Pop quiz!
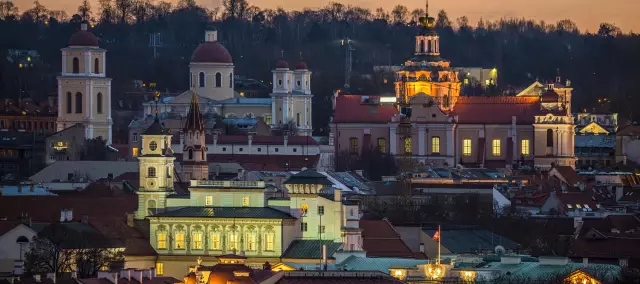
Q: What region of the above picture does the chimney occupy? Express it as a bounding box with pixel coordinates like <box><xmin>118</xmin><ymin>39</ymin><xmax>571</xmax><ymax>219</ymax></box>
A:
<box><xmin>60</xmin><ymin>209</ymin><xmax>67</xmax><ymax>222</ymax></box>
<box><xmin>34</xmin><ymin>275</ymin><xmax>41</xmax><ymax>282</ymax></box>
<box><xmin>205</xmin><ymin>30</ymin><xmax>218</xmax><ymax>42</ymax></box>
<box><xmin>126</xmin><ymin>213</ymin><xmax>135</xmax><ymax>228</ymax></box>
<box><xmin>13</xmin><ymin>260</ymin><xmax>24</xmax><ymax>275</ymax></box>
<box><xmin>81</xmin><ymin>22</ymin><xmax>88</xmax><ymax>31</ymax></box>
<box><xmin>582</xmin><ymin>258</ymin><xmax>589</xmax><ymax>267</ymax></box>
<box><xmin>334</xmin><ymin>188</ymin><xmax>341</xmax><ymax>202</ymax></box>
<box><xmin>20</xmin><ymin>213</ymin><xmax>31</xmax><ymax>227</ymax></box>
<box><xmin>65</xmin><ymin>209</ymin><xmax>73</xmax><ymax>221</ymax></box>
<box><xmin>419</xmin><ymin>243</ymin><xmax>425</xmax><ymax>253</ymax></box>
<box><xmin>46</xmin><ymin>272</ymin><xmax>56</xmax><ymax>284</ymax></box>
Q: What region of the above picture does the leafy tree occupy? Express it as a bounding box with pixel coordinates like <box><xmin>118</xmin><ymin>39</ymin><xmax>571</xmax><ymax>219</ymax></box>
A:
<box><xmin>77</xmin><ymin>0</ymin><xmax>91</xmax><ymax>21</ymax></box>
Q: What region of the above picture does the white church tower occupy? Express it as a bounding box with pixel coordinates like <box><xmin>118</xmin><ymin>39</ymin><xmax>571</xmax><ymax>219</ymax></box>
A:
<box><xmin>57</xmin><ymin>22</ymin><xmax>113</xmax><ymax>143</ymax></box>
<box><xmin>270</xmin><ymin>59</ymin><xmax>313</xmax><ymax>136</ymax></box>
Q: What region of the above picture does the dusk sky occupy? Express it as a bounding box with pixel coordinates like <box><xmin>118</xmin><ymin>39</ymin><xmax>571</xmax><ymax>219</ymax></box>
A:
<box><xmin>12</xmin><ymin>0</ymin><xmax>640</xmax><ymax>32</ymax></box>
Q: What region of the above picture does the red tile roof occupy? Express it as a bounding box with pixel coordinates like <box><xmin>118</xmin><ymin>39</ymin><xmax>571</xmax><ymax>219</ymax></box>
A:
<box><xmin>174</xmin><ymin>154</ymin><xmax>320</xmax><ymax>171</ymax></box>
<box><xmin>360</xmin><ymin>219</ymin><xmax>414</xmax><ymax>258</ymax></box>
<box><xmin>333</xmin><ymin>95</ymin><xmax>397</xmax><ymax>123</ymax></box>
<box><xmin>570</xmin><ymin>215</ymin><xmax>640</xmax><ymax>259</ymax></box>
<box><xmin>553</xmin><ymin>166</ymin><xmax>582</xmax><ymax>186</ymax></box>
<box><xmin>452</xmin><ymin>96</ymin><xmax>564</xmax><ymax>124</ymax></box>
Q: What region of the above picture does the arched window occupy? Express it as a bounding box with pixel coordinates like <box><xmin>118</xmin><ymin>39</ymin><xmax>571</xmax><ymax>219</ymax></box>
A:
<box><xmin>296</xmin><ymin>80</ymin><xmax>301</xmax><ymax>87</ymax></box>
<box><xmin>75</xmin><ymin>92</ymin><xmax>83</xmax><ymax>113</ymax></box>
<box><xmin>148</xmin><ymin>167</ymin><xmax>156</xmax><ymax>177</ymax></box>
<box><xmin>229</xmin><ymin>73</ymin><xmax>233</xmax><ymax>88</ymax></box>
<box><xmin>201</xmin><ymin>150</ymin><xmax>205</xmax><ymax>160</ymax></box>
<box><xmin>264</xmin><ymin>227</ymin><xmax>275</xmax><ymax>251</ymax></box>
<box><xmin>97</xmin><ymin>93</ymin><xmax>103</xmax><ymax>114</ymax></box>
<box><xmin>420</xmin><ymin>40</ymin><xmax>425</xmax><ymax>53</ymax></box>
<box><xmin>72</xmin><ymin>57</ymin><xmax>79</xmax><ymax>73</ymax></box>
<box><xmin>94</xmin><ymin>58</ymin><xmax>100</xmax><ymax>74</ymax></box>
<box><xmin>16</xmin><ymin>236</ymin><xmax>29</xmax><ymax>244</ymax></box>
<box><xmin>547</xmin><ymin>129</ymin><xmax>554</xmax><ymax>147</ymax></box>
<box><xmin>245</xmin><ymin>227</ymin><xmax>257</xmax><ymax>251</ymax></box>
<box><xmin>188</xmin><ymin>149</ymin><xmax>193</xmax><ymax>160</ymax></box>
<box><xmin>209</xmin><ymin>227</ymin><xmax>221</xmax><ymax>250</ymax></box>
<box><xmin>426</xmin><ymin>40</ymin><xmax>432</xmax><ymax>53</ymax></box>
<box><xmin>215</xmin><ymin>73</ymin><xmax>222</xmax><ymax>87</ymax></box>
<box><xmin>199</xmin><ymin>72</ymin><xmax>205</xmax><ymax>87</ymax></box>
<box><xmin>66</xmin><ymin>92</ymin><xmax>72</xmax><ymax>113</ymax></box>
<box><xmin>278</xmin><ymin>79</ymin><xmax>282</xmax><ymax>86</ymax></box>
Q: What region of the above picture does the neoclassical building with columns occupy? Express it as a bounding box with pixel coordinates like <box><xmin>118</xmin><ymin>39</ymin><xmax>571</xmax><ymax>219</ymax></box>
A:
<box><xmin>134</xmin><ymin>30</ymin><xmax>313</xmax><ymax>136</ymax></box>
<box><xmin>331</xmin><ymin>7</ymin><xmax>576</xmax><ymax>170</ymax></box>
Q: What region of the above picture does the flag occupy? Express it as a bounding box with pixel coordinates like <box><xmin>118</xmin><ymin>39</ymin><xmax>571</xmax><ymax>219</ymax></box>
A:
<box><xmin>432</xmin><ymin>227</ymin><xmax>440</xmax><ymax>241</ymax></box>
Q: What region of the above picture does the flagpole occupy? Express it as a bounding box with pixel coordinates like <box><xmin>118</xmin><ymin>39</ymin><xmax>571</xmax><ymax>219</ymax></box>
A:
<box><xmin>437</xmin><ymin>225</ymin><xmax>441</xmax><ymax>265</ymax></box>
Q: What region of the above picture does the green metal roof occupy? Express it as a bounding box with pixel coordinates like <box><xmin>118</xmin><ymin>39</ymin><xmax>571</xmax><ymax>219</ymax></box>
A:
<box><xmin>284</xmin><ymin>169</ymin><xmax>333</xmax><ymax>185</ymax></box>
<box><xmin>281</xmin><ymin>240</ymin><xmax>342</xmax><ymax>259</ymax></box>
<box><xmin>151</xmin><ymin>207</ymin><xmax>295</xmax><ymax>219</ymax></box>
<box><xmin>336</xmin><ymin>256</ymin><xmax>430</xmax><ymax>273</ymax></box>
<box><xmin>422</xmin><ymin>228</ymin><xmax>520</xmax><ymax>253</ymax></box>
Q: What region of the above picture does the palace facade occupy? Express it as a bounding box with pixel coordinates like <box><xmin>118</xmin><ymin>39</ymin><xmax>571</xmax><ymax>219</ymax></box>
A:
<box><xmin>331</xmin><ymin>6</ymin><xmax>576</xmax><ymax>170</ymax></box>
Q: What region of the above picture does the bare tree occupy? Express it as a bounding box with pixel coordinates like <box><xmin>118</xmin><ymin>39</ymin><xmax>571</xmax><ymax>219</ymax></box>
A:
<box><xmin>0</xmin><ymin>0</ymin><xmax>19</xmax><ymax>19</ymax></box>
<box><xmin>77</xmin><ymin>0</ymin><xmax>91</xmax><ymax>21</ymax></box>
<box><xmin>390</xmin><ymin>5</ymin><xmax>408</xmax><ymax>25</ymax></box>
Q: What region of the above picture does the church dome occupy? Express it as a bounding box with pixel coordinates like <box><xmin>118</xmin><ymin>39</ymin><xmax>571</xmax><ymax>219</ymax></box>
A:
<box><xmin>295</xmin><ymin>61</ymin><xmax>308</xmax><ymax>70</ymax></box>
<box><xmin>275</xmin><ymin>60</ymin><xmax>289</xmax><ymax>69</ymax></box>
<box><xmin>68</xmin><ymin>23</ymin><xmax>99</xmax><ymax>47</ymax></box>
<box><xmin>191</xmin><ymin>42</ymin><xmax>233</xmax><ymax>64</ymax></box>
<box><xmin>540</xmin><ymin>89</ymin><xmax>560</xmax><ymax>103</ymax></box>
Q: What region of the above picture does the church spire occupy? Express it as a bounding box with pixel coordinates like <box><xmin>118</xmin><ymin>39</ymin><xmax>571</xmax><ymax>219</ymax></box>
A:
<box><xmin>184</xmin><ymin>73</ymin><xmax>204</xmax><ymax>132</ymax></box>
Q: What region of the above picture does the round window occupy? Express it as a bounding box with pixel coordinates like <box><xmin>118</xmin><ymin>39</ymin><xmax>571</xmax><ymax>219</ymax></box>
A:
<box><xmin>149</xmin><ymin>141</ymin><xmax>158</xmax><ymax>151</ymax></box>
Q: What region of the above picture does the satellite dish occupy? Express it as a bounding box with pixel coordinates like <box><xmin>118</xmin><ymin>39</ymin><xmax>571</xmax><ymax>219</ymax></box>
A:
<box><xmin>495</xmin><ymin>245</ymin><xmax>506</xmax><ymax>255</ymax></box>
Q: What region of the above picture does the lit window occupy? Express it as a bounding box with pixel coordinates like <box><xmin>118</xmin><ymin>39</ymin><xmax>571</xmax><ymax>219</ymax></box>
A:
<box><xmin>155</xmin><ymin>263</ymin><xmax>163</xmax><ymax>276</ymax></box>
<box><xmin>576</xmin><ymin>204</ymin><xmax>582</xmax><ymax>208</ymax></box>
<box><xmin>228</xmin><ymin>231</ymin><xmax>239</xmax><ymax>250</ymax></box>
<box><xmin>205</xmin><ymin>196</ymin><xmax>213</xmax><ymax>206</ymax></box>
<box><xmin>210</xmin><ymin>231</ymin><xmax>221</xmax><ymax>250</ymax></box>
<box><xmin>492</xmin><ymin>139</ymin><xmax>501</xmax><ymax>156</ymax></box>
<box><xmin>132</xmin><ymin>147</ymin><xmax>139</xmax><ymax>157</ymax></box>
<box><xmin>378</xmin><ymin>138</ymin><xmax>386</xmax><ymax>153</ymax></box>
<box><xmin>318</xmin><ymin>206</ymin><xmax>325</xmax><ymax>215</ymax></box>
<box><xmin>432</xmin><ymin>136</ymin><xmax>440</xmax><ymax>153</ymax></box>
<box><xmin>584</xmin><ymin>204</ymin><xmax>590</xmax><ymax>208</ymax></box>
<box><xmin>301</xmin><ymin>222</ymin><xmax>308</xmax><ymax>232</ymax></box>
<box><xmin>149</xmin><ymin>141</ymin><xmax>158</xmax><ymax>151</ymax></box>
<box><xmin>157</xmin><ymin>232</ymin><xmax>167</xmax><ymax>249</ymax></box>
<box><xmin>264</xmin><ymin>114</ymin><xmax>272</xmax><ymax>125</ymax></box>
<box><xmin>192</xmin><ymin>232</ymin><xmax>203</xmax><ymax>249</ymax></box>
<box><xmin>349</xmin><ymin>137</ymin><xmax>358</xmax><ymax>153</ymax></box>
<box><xmin>566</xmin><ymin>204</ymin><xmax>573</xmax><ymax>209</ymax></box>
<box><xmin>521</xmin><ymin>139</ymin><xmax>530</xmax><ymax>156</ymax></box>
<box><xmin>246</xmin><ymin>231</ymin><xmax>257</xmax><ymax>251</ymax></box>
<box><xmin>264</xmin><ymin>231</ymin><xmax>275</xmax><ymax>251</ymax></box>
<box><xmin>242</xmin><ymin>196</ymin><xmax>249</xmax><ymax>207</ymax></box>
<box><xmin>175</xmin><ymin>233</ymin><xmax>185</xmax><ymax>249</ymax></box>
<box><xmin>404</xmin><ymin>137</ymin><xmax>412</xmax><ymax>155</ymax></box>
<box><xmin>319</xmin><ymin>225</ymin><xmax>326</xmax><ymax>233</ymax></box>
<box><xmin>300</xmin><ymin>204</ymin><xmax>308</xmax><ymax>216</ymax></box>
<box><xmin>147</xmin><ymin>167</ymin><xmax>156</xmax><ymax>177</ymax></box>
<box><xmin>463</xmin><ymin>139</ymin><xmax>472</xmax><ymax>156</ymax></box>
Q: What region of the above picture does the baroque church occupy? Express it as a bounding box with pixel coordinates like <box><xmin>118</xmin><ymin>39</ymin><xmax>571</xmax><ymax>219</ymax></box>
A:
<box><xmin>130</xmin><ymin>90</ymin><xmax>362</xmax><ymax>277</ymax></box>
<box><xmin>133</xmin><ymin>30</ymin><xmax>313</xmax><ymax>136</ymax></box>
<box><xmin>331</xmin><ymin>5</ymin><xmax>577</xmax><ymax>170</ymax></box>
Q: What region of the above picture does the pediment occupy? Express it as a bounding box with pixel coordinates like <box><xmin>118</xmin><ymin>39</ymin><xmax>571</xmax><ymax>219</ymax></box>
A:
<box><xmin>578</xmin><ymin>122</ymin><xmax>610</xmax><ymax>135</ymax></box>
<box><xmin>407</xmin><ymin>93</ymin><xmax>451</xmax><ymax>123</ymax></box>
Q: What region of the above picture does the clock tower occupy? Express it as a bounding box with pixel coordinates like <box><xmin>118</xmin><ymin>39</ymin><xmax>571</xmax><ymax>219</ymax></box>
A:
<box><xmin>135</xmin><ymin>94</ymin><xmax>176</xmax><ymax>219</ymax></box>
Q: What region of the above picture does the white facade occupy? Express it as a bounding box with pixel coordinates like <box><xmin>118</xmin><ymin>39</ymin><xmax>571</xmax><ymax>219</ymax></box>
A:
<box><xmin>0</xmin><ymin>224</ymin><xmax>36</xmax><ymax>274</ymax></box>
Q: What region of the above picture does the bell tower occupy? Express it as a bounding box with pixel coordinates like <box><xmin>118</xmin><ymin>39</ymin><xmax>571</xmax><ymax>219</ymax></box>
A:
<box><xmin>57</xmin><ymin>22</ymin><xmax>112</xmax><ymax>143</ymax></box>
<box><xmin>182</xmin><ymin>74</ymin><xmax>209</xmax><ymax>181</ymax></box>
<box><xmin>135</xmin><ymin>93</ymin><xmax>176</xmax><ymax>219</ymax></box>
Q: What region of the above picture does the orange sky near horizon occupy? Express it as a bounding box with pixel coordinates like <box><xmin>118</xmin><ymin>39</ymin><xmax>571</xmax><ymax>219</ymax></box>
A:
<box><xmin>12</xmin><ymin>0</ymin><xmax>640</xmax><ymax>32</ymax></box>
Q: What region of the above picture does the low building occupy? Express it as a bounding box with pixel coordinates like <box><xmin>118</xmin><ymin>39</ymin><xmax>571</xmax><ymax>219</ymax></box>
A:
<box><xmin>0</xmin><ymin>98</ymin><xmax>57</xmax><ymax>134</ymax></box>
<box><xmin>44</xmin><ymin>123</ymin><xmax>86</xmax><ymax>164</ymax></box>
<box><xmin>0</xmin><ymin>131</ymin><xmax>46</xmax><ymax>181</ymax></box>
<box><xmin>616</xmin><ymin>125</ymin><xmax>640</xmax><ymax>165</ymax></box>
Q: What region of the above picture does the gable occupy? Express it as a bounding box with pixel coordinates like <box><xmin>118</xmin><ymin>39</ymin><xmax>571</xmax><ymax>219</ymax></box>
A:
<box><xmin>578</xmin><ymin>122</ymin><xmax>610</xmax><ymax>135</ymax></box>
<box><xmin>407</xmin><ymin>94</ymin><xmax>451</xmax><ymax>123</ymax></box>
<box><xmin>515</xmin><ymin>82</ymin><xmax>544</xmax><ymax>97</ymax></box>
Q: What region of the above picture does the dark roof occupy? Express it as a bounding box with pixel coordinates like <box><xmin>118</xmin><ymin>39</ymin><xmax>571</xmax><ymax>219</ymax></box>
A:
<box><xmin>143</xmin><ymin>116</ymin><xmax>170</xmax><ymax>135</ymax></box>
<box><xmin>275</xmin><ymin>60</ymin><xmax>289</xmax><ymax>69</ymax></box>
<box><xmin>333</xmin><ymin>95</ymin><xmax>398</xmax><ymax>123</ymax></box>
<box><xmin>422</xmin><ymin>227</ymin><xmax>520</xmax><ymax>253</ymax></box>
<box><xmin>452</xmin><ymin>96</ymin><xmax>565</xmax><ymax>124</ymax></box>
<box><xmin>360</xmin><ymin>220</ymin><xmax>414</xmax><ymax>258</ymax></box>
<box><xmin>216</xmin><ymin>135</ymin><xmax>318</xmax><ymax>146</ymax></box>
<box><xmin>617</xmin><ymin>125</ymin><xmax>640</xmax><ymax>136</ymax></box>
<box><xmin>151</xmin><ymin>207</ymin><xmax>295</xmax><ymax>219</ymax></box>
<box><xmin>184</xmin><ymin>91</ymin><xmax>205</xmax><ymax>132</ymax></box>
<box><xmin>191</xmin><ymin>42</ymin><xmax>232</xmax><ymax>63</ymax></box>
<box><xmin>553</xmin><ymin>166</ymin><xmax>581</xmax><ymax>186</ymax></box>
<box><xmin>284</xmin><ymin>168</ymin><xmax>332</xmax><ymax>185</ymax></box>
<box><xmin>0</xmin><ymin>195</ymin><xmax>137</xmax><ymax>222</ymax></box>
<box><xmin>540</xmin><ymin>89</ymin><xmax>560</xmax><ymax>103</ymax></box>
<box><xmin>69</xmin><ymin>30</ymin><xmax>99</xmax><ymax>47</ymax></box>
<box><xmin>281</xmin><ymin>240</ymin><xmax>342</xmax><ymax>259</ymax></box>
<box><xmin>295</xmin><ymin>62</ymin><xmax>308</xmax><ymax>70</ymax></box>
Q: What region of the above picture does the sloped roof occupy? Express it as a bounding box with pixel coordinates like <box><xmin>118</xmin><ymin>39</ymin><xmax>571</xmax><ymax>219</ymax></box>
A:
<box><xmin>574</xmin><ymin>135</ymin><xmax>615</xmax><ymax>148</ymax></box>
<box><xmin>360</xmin><ymin>220</ymin><xmax>414</xmax><ymax>258</ymax></box>
<box><xmin>553</xmin><ymin>166</ymin><xmax>582</xmax><ymax>186</ymax></box>
<box><xmin>0</xmin><ymin>195</ymin><xmax>137</xmax><ymax>222</ymax></box>
<box><xmin>422</xmin><ymin>227</ymin><xmax>520</xmax><ymax>253</ymax></box>
<box><xmin>617</xmin><ymin>125</ymin><xmax>640</xmax><ymax>136</ymax></box>
<box><xmin>333</xmin><ymin>95</ymin><xmax>398</xmax><ymax>123</ymax></box>
<box><xmin>284</xmin><ymin>168</ymin><xmax>332</xmax><ymax>185</ymax></box>
<box><xmin>281</xmin><ymin>240</ymin><xmax>342</xmax><ymax>259</ymax></box>
<box><xmin>184</xmin><ymin>91</ymin><xmax>205</xmax><ymax>132</ymax></box>
<box><xmin>451</xmin><ymin>96</ymin><xmax>564</xmax><ymax>124</ymax></box>
<box><xmin>336</xmin><ymin>256</ymin><xmax>429</xmax><ymax>273</ymax></box>
<box><xmin>151</xmin><ymin>207</ymin><xmax>295</xmax><ymax>219</ymax></box>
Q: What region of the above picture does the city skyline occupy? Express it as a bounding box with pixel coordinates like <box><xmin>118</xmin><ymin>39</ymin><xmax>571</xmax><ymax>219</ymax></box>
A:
<box><xmin>10</xmin><ymin>0</ymin><xmax>640</xmax><ymax>32</ymax></box>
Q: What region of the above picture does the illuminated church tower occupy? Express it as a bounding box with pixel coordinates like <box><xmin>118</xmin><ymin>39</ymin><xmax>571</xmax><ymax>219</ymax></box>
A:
<box><xmin>181</xmin><ymin>77</ymin><xmax>209</xmax><ymax>181</ymax></box>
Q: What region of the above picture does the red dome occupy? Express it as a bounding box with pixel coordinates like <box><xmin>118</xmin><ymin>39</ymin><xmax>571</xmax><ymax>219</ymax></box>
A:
<box><xmin>295</xmin><ymin>61</ymin><xmax>308</xmax><ymax>70</ymax></box>
<box><xmin>275</xmin><ymin>60</ymin><xmax>289</xmax><ymax>69</ymax></box>
<box><xmin>191</xmin><ymin>42</ymin><xmax>233</xmax><ymax>63</ymax></box>
<box><xmin>540</xmin><ymin>89</ymin><xmax>560</xmax><ymax>103</ymax></box>
<box><xmin>68</xmin><ymin>30</ymin><xmax>99</xmax><ymax>47</ymax></box>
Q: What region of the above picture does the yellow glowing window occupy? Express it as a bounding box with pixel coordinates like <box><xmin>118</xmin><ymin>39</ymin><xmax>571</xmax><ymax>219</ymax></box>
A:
<box><xmin>210</xmin><ymin>231</ymin><xmax>221</xmax><ymax>250</ymax></box>
<box><xmin>175</xmin><ymin>233</ymin><xmax>185</xmax><ymax>249</ymax></box>
<box><xmin>378</xmin><ymin>138</ymin><xmax>386</xmax><ymax>153</ymax></box>
<box><xmin>228</xmin><ymin>232</ymin><xmax>239</xmax><ymax>250</ymax></box>
<box><xmin>576</xmin><ymin>204</ymin><xmax>582</xmax><ymax>208</ymax></box>
<box><xmin>205</xmin><ymin>196</ymin><xmax>213</xmax><ymax>206</ymax></box>
<box><xmin>155</xmin><ymin>263</ymin><xmax>163</xmax><ymax>275</ymax></box>
<box><xmin>192</xmin><ymin>232</ymin><xmax>203</xmax><ymax>249</ymax></box>
<box><xmin>432</xmin><ymin>136</ymin><xmax>440</xmax><ymax>153</ymax></box>
<box><xmin>463</xmin><ymin>139</ymin><xmax>472</xmax><ymax>156</ymax></box>
<box><xmin>157</xmin><ymin>232</ymin><xmax>167</xmax><ymax>249</ymax></box>
<box><xmin>521</xmin><ymin>139</ymin><xmax>530</xmax><ymax>156</ymax></box>
<box><xmin>132</xmin><ymin>147</ymin><xmax>139</xmax><ymax>157</ymax></box>
<box><xmin>265</xmin><ymin>232</ymin><xmax>275</xmax><ymax>251</ymax></box>
<box><xmin>300</xmin><ymin>204</ymin><xmax>308</xmax><ymax>216</ymax></box>
<box><xmin>246</xmin><ymin>232</ymin><xmax>257</xmax><ymax>251</ymax></box>
<box><xmin>404</xmin><ymin>137</ymin><xmax>412</xmax><ymax>155</ymax></box>
<box><xmin>264</xmin><ymin>114</ymin><xmax>272</xmax><ymax>125</ymax></box>
<box><xmin>242</xmin><ymin>196</ymin><xmax>249</xmax><ymax>207</ymax></box>
<box><xmin>567</xmin><ymin>204</ymin><xmax>573</xmax><ymax>209</ymax></box>
<box><xmin>349</xmin><ymin>137</ymin><xmax>358</xmax><ymax>153</ymax></box>
<box><xmin>492</xmin><ymin>139</ymin><xmax>501</xmax><ymax>156</ymax></box>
